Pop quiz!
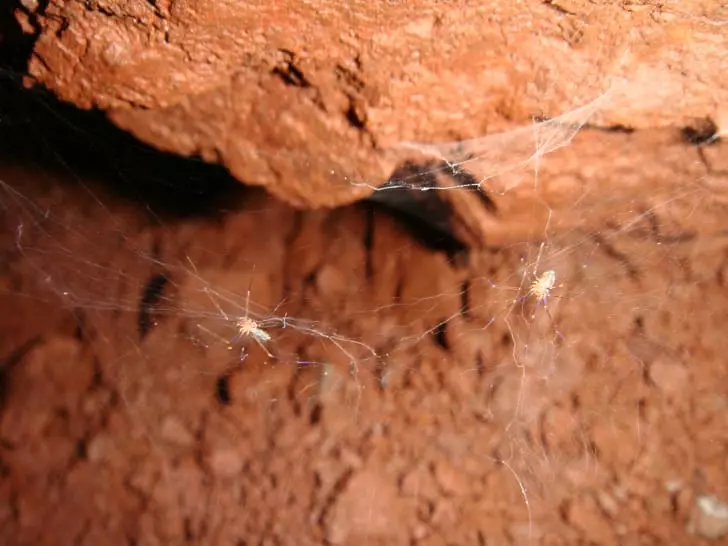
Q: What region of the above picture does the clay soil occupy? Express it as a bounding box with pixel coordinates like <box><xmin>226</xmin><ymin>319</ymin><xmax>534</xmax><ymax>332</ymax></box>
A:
<box><xmin>1</xmin><ymin>84</ymin><xmax>728</xmax><ymax>546</ymax></box>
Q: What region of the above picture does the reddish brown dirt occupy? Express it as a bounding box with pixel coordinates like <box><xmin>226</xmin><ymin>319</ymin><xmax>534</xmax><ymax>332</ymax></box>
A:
<box><xmin>1</xmin><ymin>94</ymin><xmax>728</xmax><ymax>545</ymax></box>
<box><xmin>1</xmin><ymin>1</ymin><xmax>728</xmax><ymax>544</ymax></box>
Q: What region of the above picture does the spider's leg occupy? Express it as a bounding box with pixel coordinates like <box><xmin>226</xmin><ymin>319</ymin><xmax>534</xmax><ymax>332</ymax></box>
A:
<box><xmin>528</xmin><ymin>292</ymin><xmax>548</xmax><ymax>320</ymax></box>
<box><xmin>202</xmin><ymin>287</ymin><xmax>232</xmax><ymax>321</ymax></box>
<box><xmin>272</xmin><ymin>297</ymin><xmax>288</xmax><ymax>314</ymax></box>
<box><xmin>544</xmin><ymin>304</ymin><xmax>564</xmax><ymax>342</ymax></box>
<box><xmin>197</xmin><ymin>323</ymin><xmax>231</xmax><ymax>347</ymax></box>
<box><xmin>244</xmin><ymin>266</ymin><xmax>258</xmax><ymax>321</ymax></box>
<box><xmin>533</xmin><ymin>241</ymin><xmax>545</xmax><ymax>278</ymax></box>
<box><xmin>253</xmin><ymin>337</ymin><xmax>274</xmax><ymax>359</ymax></box>
<box><xmin>532</xmin><ymin>296</ymin><xmax>563</xmax><ymax>341</ymax></box>
<box><xmin>244</xmin><ymin>284</ymin><xmax>252</xmax><ymax>321</ymax></box>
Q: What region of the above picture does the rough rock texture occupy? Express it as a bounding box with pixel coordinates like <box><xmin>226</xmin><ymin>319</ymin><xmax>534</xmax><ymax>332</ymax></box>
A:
<box><xmin>2</xmin><ymin>116</ymin><xmax>728</xmax><ymax>544</ymax></box>
<box><xmin>2</xmin><ymin>1</ymin><xmax>728</xmax><ymax>545</ymax></box>
<box><xmin>13</xmin><ymin>0</ymin><xmax>728</xmax><ymax>245</ymax></box>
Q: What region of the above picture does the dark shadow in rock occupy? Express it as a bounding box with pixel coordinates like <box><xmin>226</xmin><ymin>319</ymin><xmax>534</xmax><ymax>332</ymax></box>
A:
<box><xmin>2</xmin><ymin>19</ymin><xmax>475</xmax><ymax>254</ymax></box>
<box><xmin>138</xmin><ymin>273</ymin><xmax>171</xmax><ymax>340</ymax></box>
<box><xmin>216</xmin><ymin>374</ymin><xmax>232</xmax><ymax>405</ymax></box>
<box><xmin>366</xmin><ymin>160</ymin><xmax>469</xmax><ymax>256</ymax></box>
<box><xmin>0</xmin><ymin>336</ymin><xmax>41</xmax><ymax>412</ymax></box>
<box><xmin>0</xmin><ymin>68</ymin><xmax>250</xmax><ymax>222</ymax></box>
<box><xmin>0</xmin><ymin>2</ymin><xmax>37</xmax><ymax>75</ymax></box>
<box><xmin>682</xmin><ymin>117</ymin><xmax>720</xmax><ymax>147</ymax></box>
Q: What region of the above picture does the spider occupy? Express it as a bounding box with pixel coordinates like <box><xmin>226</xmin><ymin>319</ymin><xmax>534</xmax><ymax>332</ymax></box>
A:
<box><xmin>517</xmin><ymin>242</ymin><xmax>560</xmax><ymax>327</ymax></box>
<box><xmin>529</xmin><ymin>269</ymin><xmax>556</xmax><ymax>306</ymax></box>
<box><xmin>198</xmin><ymin>271</ymin><xmax>275</xmax><ymax>360</ymax></box>
<box><xmin>233</xmin><ymin>315</ymin><xmax>272</xmax><ymax>354</ymax></box>
<box><xmin>230</xmin><ymin>282</ymin><xmax>274</xmax><ymax>358</ymax></box>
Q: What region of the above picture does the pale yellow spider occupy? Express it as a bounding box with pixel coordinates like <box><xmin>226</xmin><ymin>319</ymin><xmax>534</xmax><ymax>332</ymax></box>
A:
<box><xmin>524</xmin><ymin>241</ymin><xmax>557</xmax><ymax>308</ymax></box>
<box><xmin>529</xmin><ymin>269</ymin><xmax>556</xmax><ymax>306</ymax></box>
<box><xmin>234</xmin><ymin>316</ymin><xmax>272</xmax><ymax>352</ymax></box>
<box><xmin>526</xmin><ymin>269</ymin><xmax>562</xmax><ymax>338</ymax></box>
<box><xmin>231</xmin><ymin>286</ymin><xmax>273</xmax><ymax>358</ymax></box>
<box><xmin>199</xmin><ymin>275</ymin><xmax>274</xmax><ymax>360</ymax></box>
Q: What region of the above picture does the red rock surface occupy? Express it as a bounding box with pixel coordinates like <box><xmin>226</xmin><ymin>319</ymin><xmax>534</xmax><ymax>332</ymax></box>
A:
<box><xmin>1</xmin><ymin>1</ymin><xmax>728</xmax><ymax>545</ymax></box>
<box><xmin>13</xmin><ymin>0</ymin><xmax>728</xmax><ymax>246</ymax></box>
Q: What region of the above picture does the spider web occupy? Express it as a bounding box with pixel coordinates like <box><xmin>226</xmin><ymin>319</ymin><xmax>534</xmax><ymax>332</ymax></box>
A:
<box><xmin>1</xmin><ymin>66</ymin><xmax>727</xmax><ymax>545</ymax></box>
